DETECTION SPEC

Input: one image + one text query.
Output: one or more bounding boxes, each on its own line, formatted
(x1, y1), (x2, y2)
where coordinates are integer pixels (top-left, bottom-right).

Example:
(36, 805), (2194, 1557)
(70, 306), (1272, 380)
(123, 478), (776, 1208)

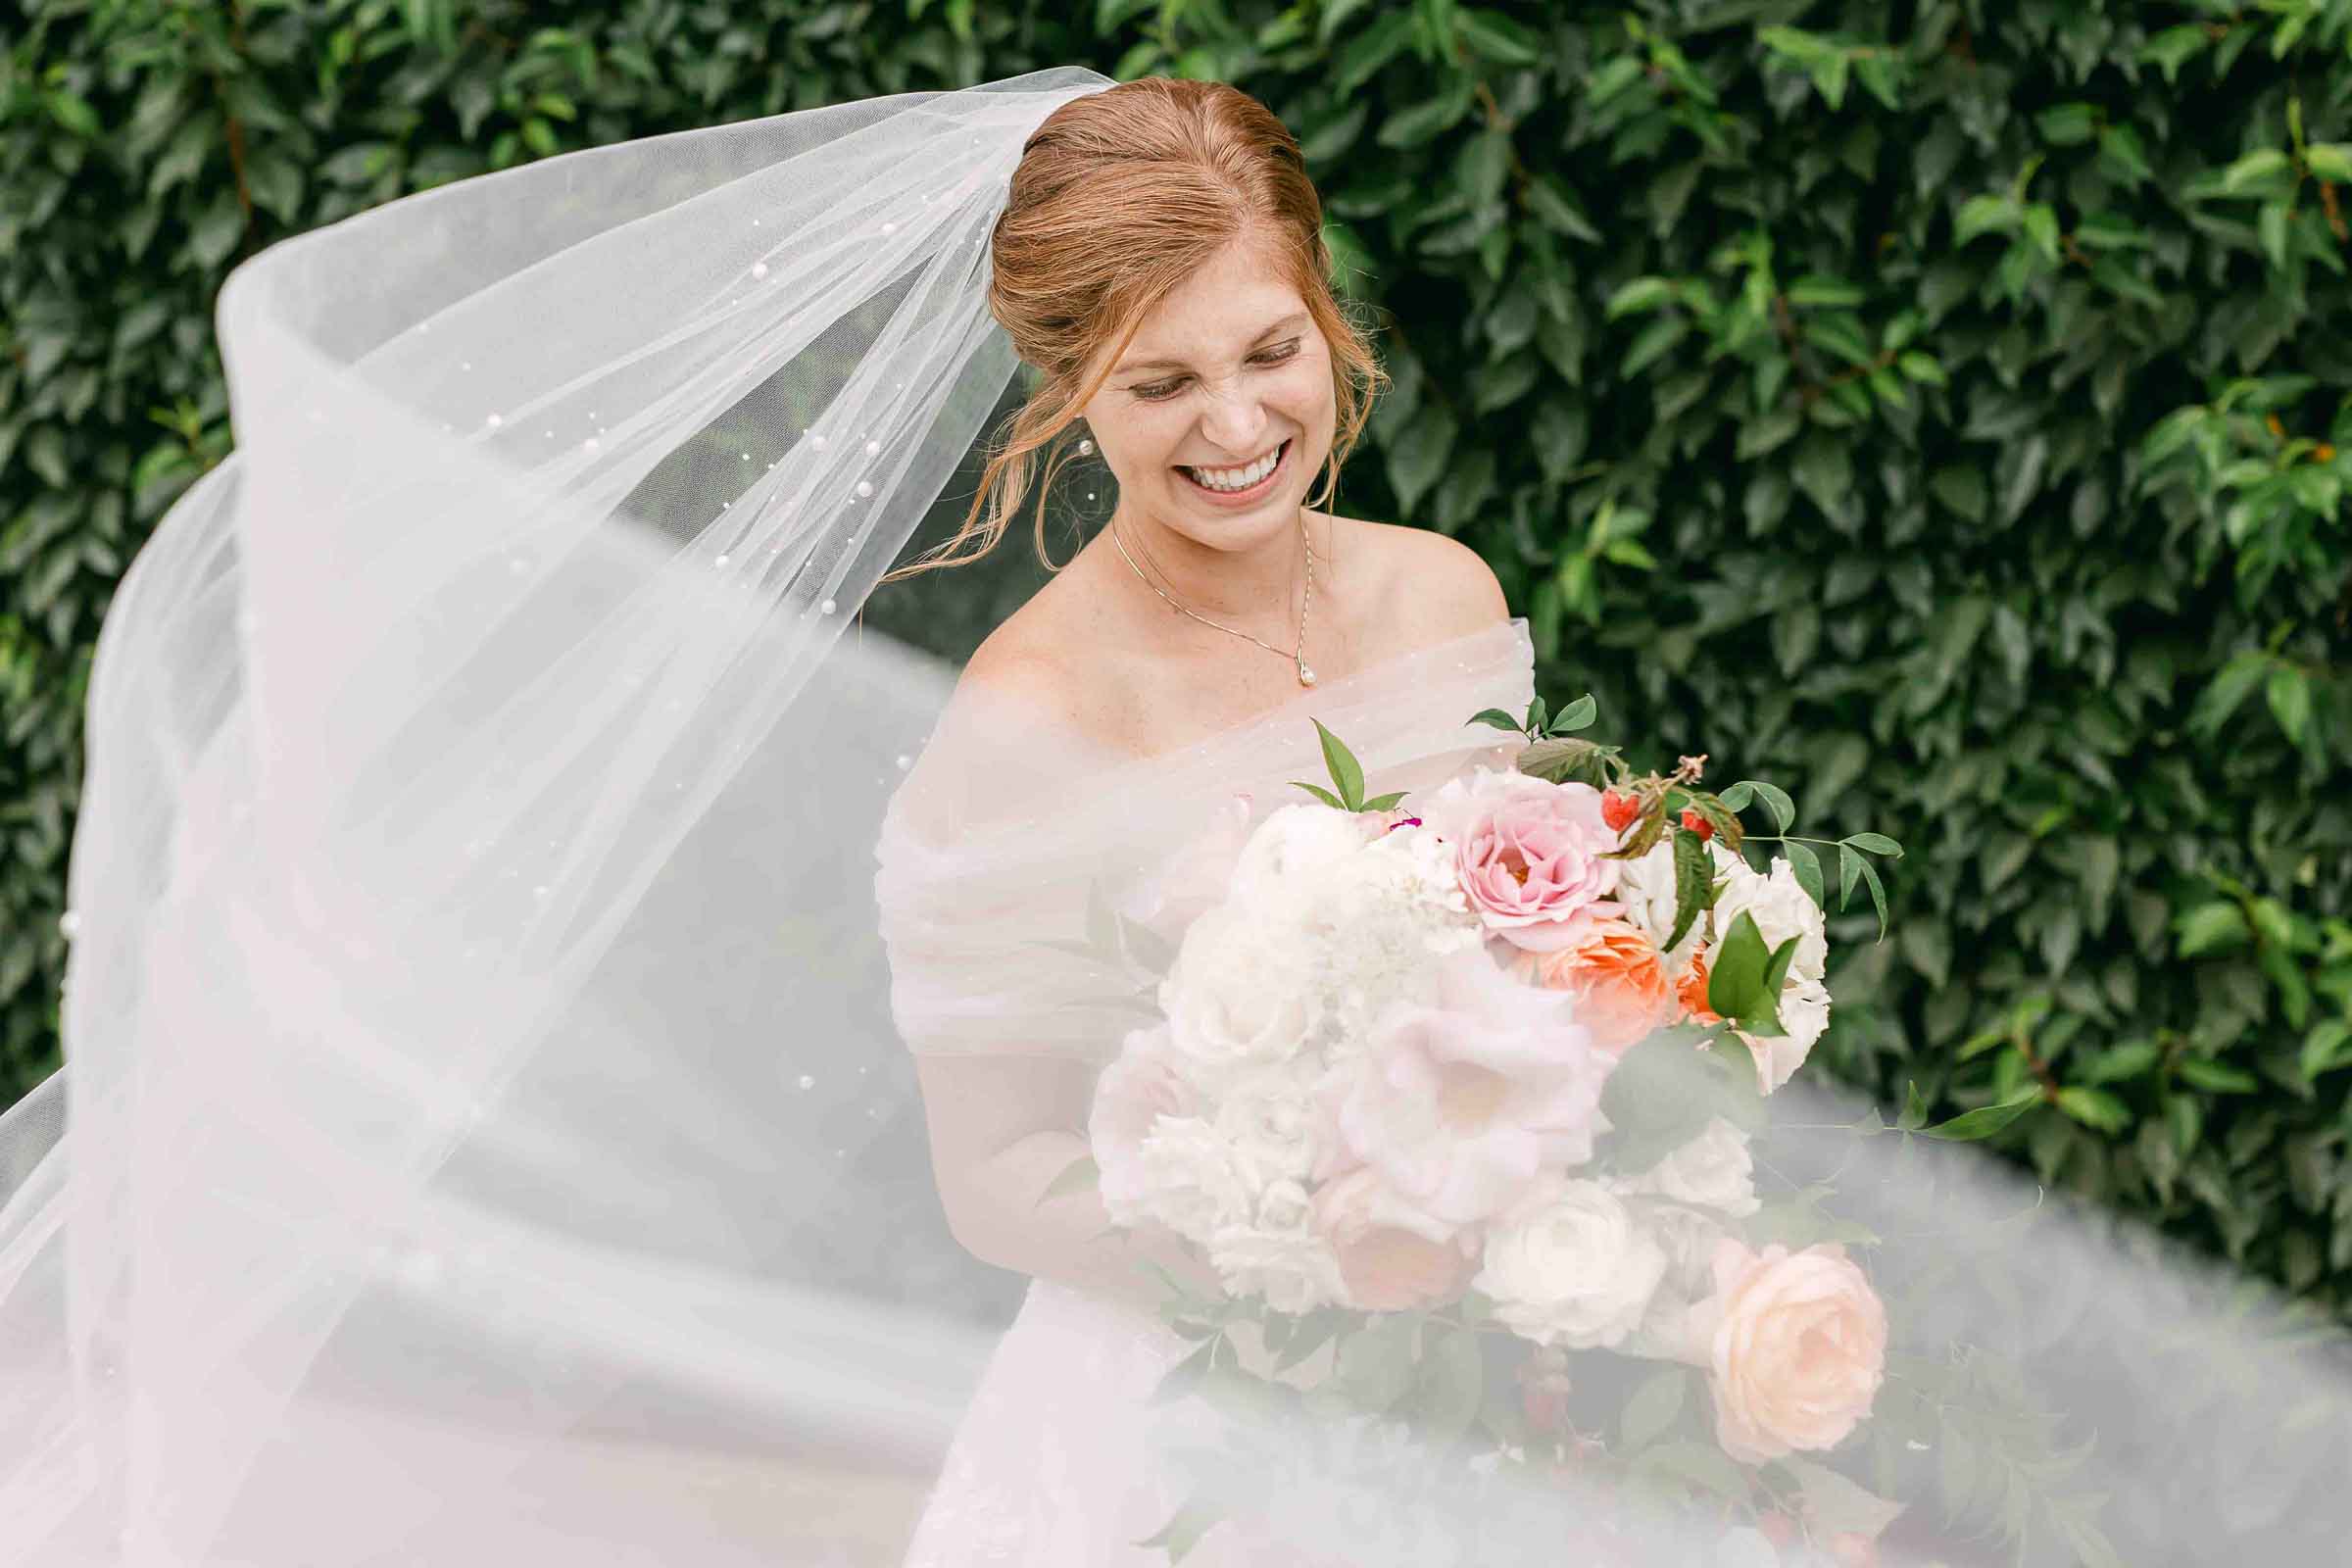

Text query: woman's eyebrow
(1115, 311), (1311, 374)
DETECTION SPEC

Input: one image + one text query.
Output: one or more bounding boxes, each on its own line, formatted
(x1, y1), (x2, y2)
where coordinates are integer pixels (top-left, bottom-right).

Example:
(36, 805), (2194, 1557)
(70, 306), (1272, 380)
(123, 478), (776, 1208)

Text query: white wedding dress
(874, 615), (1537, 1566)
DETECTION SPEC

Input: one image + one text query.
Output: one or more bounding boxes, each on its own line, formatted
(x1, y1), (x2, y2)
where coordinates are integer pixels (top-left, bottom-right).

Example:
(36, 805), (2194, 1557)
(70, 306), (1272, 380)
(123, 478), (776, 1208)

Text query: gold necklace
(1108, 510), (1317, 686)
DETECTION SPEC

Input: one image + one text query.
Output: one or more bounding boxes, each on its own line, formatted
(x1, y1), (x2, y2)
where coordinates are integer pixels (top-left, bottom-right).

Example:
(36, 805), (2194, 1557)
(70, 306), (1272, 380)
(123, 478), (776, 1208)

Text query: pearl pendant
(1298, 662), (1317, 687)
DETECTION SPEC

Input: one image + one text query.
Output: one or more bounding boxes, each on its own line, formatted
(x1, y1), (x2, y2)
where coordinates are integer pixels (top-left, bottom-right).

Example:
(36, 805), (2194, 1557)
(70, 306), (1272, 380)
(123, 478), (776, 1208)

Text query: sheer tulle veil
(1, 62), (2348, 1566)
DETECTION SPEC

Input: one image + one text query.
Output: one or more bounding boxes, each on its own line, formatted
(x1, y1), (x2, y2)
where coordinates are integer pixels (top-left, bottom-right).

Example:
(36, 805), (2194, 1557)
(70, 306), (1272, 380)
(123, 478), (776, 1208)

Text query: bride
(2, 57), (2347, 1567)
(873, 74), (1532, 1560)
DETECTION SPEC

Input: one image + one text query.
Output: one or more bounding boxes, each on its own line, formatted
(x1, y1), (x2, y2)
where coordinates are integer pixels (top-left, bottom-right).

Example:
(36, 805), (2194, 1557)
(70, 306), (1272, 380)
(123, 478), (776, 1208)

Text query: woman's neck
(1099, 503), (1314, 626)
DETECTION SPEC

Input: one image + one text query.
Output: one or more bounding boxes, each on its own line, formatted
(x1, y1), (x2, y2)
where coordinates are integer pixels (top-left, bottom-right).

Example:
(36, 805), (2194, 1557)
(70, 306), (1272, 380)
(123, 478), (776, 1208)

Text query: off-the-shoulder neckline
(1054, 612), (1534, 766)
(877, 615), (1534, 858)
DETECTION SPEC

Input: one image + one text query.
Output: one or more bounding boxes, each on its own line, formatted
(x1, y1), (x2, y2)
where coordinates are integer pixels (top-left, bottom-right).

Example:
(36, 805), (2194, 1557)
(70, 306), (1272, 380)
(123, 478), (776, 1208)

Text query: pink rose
(1702, 1239), (1887, 1463)
(1426, 770), (1623, 952)
(1328, 949), (1610, 1236)
(1086, 1027), (1197, 1210)
(1310, 1166), (1480, 1311)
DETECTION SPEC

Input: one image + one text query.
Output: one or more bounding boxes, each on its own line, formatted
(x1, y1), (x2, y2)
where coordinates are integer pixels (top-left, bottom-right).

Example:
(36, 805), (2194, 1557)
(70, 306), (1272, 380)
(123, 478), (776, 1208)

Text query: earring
(1075, 431), (1094, 456)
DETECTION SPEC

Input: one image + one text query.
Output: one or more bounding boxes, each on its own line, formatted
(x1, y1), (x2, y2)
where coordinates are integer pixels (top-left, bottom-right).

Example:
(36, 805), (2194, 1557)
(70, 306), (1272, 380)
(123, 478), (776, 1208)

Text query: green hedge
(6, 1), (2349, 1314)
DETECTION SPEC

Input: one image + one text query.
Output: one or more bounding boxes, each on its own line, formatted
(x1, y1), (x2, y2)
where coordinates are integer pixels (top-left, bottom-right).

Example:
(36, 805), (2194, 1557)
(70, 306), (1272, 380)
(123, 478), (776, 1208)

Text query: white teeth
(1185, 442), (1282, 491)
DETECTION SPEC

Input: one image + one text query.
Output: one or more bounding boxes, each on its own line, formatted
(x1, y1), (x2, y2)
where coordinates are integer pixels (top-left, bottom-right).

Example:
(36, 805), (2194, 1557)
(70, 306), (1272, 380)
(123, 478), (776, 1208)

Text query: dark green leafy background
(5, 1), (2348, 1313)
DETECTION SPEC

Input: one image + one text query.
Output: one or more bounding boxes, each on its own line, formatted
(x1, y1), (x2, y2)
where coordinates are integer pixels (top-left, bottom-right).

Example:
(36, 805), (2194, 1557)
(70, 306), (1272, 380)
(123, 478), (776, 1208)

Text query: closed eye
(1132, 339), (1301, 402)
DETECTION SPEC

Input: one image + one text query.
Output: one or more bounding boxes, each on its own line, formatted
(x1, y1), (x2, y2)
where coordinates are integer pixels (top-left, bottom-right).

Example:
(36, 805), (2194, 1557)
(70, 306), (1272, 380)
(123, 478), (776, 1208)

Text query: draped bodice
(871, 616), (1537, 1061)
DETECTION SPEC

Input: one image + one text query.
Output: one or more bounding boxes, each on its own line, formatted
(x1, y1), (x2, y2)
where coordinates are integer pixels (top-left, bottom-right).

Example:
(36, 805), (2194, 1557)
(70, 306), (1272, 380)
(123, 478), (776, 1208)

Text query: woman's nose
(1198, 385), (1270, 457)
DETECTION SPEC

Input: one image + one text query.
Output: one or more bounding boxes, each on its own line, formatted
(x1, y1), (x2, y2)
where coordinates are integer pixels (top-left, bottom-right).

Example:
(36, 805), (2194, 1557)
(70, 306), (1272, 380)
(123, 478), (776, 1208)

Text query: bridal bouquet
(1075, 693), (1921, 1561)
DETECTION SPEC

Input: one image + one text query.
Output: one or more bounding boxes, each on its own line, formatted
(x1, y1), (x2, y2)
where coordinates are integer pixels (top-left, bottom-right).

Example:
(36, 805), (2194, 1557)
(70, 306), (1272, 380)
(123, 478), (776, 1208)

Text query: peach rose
(1827, 1534), (1880, 1567)
(1511, 916), (1678, 1055)
(1675, 945), (1719, 1023)
(1310, 1166), (1479, 1311)
(1703, 1239), (1886, 1463)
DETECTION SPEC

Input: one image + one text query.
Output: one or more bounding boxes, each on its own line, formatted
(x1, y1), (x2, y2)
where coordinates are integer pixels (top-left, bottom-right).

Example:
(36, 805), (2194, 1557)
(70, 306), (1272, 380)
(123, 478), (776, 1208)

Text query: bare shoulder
(896, 612), (1102, 826)
(1347, 517), (1510, 642)
(951, 613), (1087, 729)
(941, 587), (1128, 744)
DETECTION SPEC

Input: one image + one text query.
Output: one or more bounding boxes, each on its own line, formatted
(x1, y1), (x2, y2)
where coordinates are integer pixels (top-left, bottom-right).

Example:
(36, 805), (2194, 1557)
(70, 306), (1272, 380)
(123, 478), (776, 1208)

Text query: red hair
(880, 75), (1386, 583)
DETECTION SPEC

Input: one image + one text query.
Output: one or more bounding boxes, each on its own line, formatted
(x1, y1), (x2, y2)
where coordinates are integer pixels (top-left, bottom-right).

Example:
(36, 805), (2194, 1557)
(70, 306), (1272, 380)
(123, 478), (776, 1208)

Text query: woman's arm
(913, 1053), (1225, 1315)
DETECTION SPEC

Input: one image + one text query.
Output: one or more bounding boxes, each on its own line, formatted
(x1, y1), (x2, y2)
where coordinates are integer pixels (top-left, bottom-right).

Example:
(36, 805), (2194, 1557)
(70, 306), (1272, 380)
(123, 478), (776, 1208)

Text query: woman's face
(1078, 232), (1336, 555)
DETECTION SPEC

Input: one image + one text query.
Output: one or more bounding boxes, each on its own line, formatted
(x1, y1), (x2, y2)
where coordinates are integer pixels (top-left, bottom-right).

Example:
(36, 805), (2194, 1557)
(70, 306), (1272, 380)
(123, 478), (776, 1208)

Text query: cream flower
(1474, 1177), (1668, 1349)
(1619, 1116), (1761, 1217)
(1158, 905), (1320, 1083)
(1712, 854), (1828, 985)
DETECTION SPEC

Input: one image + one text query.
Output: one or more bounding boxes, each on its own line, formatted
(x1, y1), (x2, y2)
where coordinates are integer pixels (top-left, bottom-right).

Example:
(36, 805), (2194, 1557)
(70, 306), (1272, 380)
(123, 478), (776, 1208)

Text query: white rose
(1132, 1115), (1257, 1248)
(1226, 802), (1373, 918)
(1739, 974), (1831, 1094)
(1711, 855), (1828, 986)
(1612, 838), (1746, 978)
(1621, 1116), (1760, 1217)
(1159, 905), (1320, 1081)
(1475, 1177), (1667, 1349)
(1617, 1203), (1731, 1366)
(1087, 1025), (1197, 1219)
(1210, 1059), (1324, 1188)
(1207, 1179), (1348, 1313)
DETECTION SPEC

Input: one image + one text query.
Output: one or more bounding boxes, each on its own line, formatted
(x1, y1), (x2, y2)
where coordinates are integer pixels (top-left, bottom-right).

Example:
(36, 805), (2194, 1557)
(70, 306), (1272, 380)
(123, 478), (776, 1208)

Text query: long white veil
(2, 62), (2348, 1566)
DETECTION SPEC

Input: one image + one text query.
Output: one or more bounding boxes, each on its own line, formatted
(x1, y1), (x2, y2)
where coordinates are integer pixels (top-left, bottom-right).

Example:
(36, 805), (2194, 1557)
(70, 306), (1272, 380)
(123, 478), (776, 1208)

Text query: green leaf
(1663, 827), (1715, 955)
(1931, 466), (1988, 523)
(2081, 1040), (2162, 1085)
(1954, 194), (2018, 246)
(1525, 175), (1601, 243)
(1897, 351), (1947, 386)
(1290, 781), (1346, 809)
(2299, 1021), (2352, 1079)
(1707, 909), (1773, 1020)
(1785, 841), (1826, 909)
(2176, 1057), (2261, 1094)
(2056, 1085), (2132, 1134)
(1786, 274), (1865, 309)
(1622, 317), (1689, 376)
(1334, 1313), (1418, 1412)
(1412, 1326), (1488, 1439)
(1334, 9), (1415, 93)
(2188, 651), (2272, 738)
(1918, 1087), (2042, 1141)
(2174, 902), (2251, 957)
(2036, 104), (2099, 146)
(2138, 24), (2208, 83)
(1844, 831), (1903, 858)
(1133, 1498), (1220, 1561)
(2307, 144), (2352, 183)
(1620, 1365), (1688, 1451)
(1515, 737), (1614, 786)
(2221, 148), (2292, 193)
(1782, 1456), (1907, 1540)
(1036, 1152), (1100, 1209)
(1549, 693), (1598, 733)
(1455, 8), (1543, 66)
(1467, 707), (1526, 734)
(1735, 779), (1795, 833)
(1387, 399), (1456, 514)
(1377, 94), (1469, 150)
(2265, 665), (2312, 746)
(1309, 719), (1366, 809)
(1604, 277), (1677, 318)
